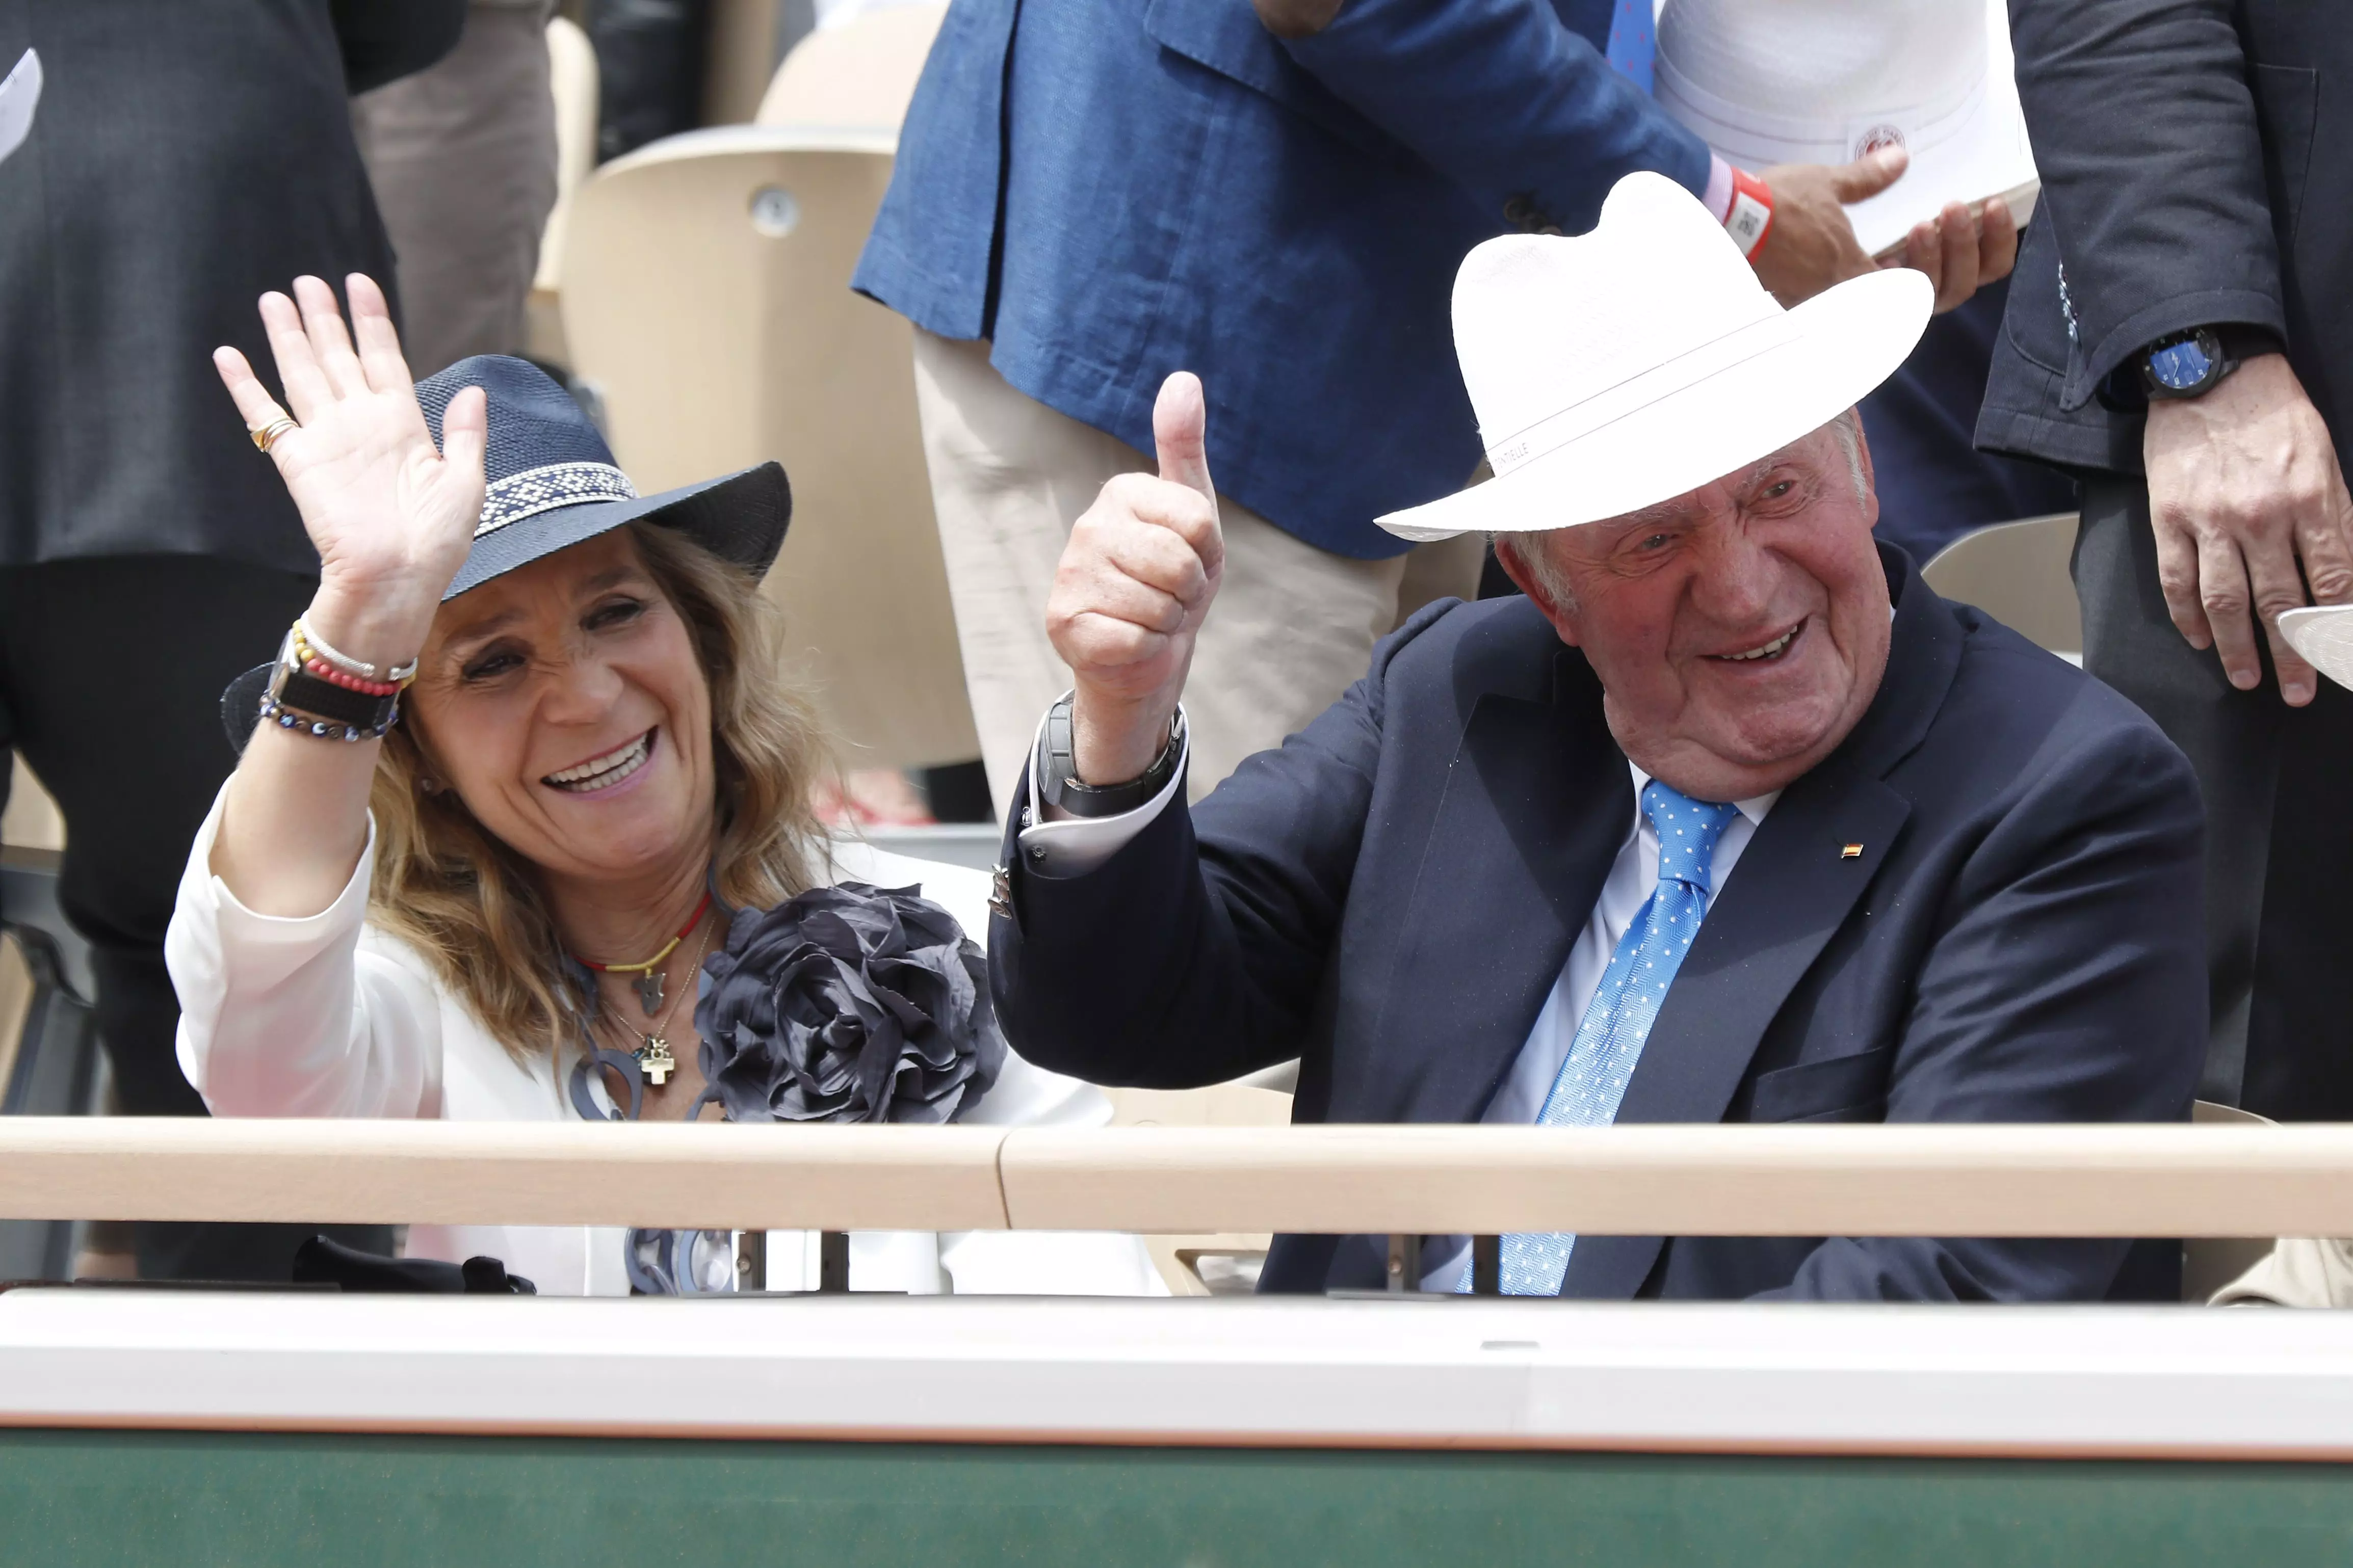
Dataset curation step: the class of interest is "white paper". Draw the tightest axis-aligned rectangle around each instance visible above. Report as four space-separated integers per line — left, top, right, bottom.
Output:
2278 605 2353 694
0 48 41 168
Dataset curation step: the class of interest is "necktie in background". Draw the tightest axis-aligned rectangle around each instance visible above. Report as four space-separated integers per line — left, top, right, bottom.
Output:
1476 780 1740 1297
1605 0 1657 95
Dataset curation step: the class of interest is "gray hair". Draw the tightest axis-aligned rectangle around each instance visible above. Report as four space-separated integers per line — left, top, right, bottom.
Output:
1491 408 1867 612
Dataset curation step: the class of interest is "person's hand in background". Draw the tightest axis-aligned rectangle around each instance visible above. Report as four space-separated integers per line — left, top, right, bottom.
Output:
1884 195 2018 313
1749 145 1907 306
2143 352 2353 706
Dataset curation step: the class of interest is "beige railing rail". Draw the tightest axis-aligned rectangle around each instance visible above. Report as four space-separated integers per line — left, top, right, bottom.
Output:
3 1119 2352 1236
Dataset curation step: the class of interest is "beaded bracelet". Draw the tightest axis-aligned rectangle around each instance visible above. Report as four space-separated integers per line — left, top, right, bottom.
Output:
294 615 419 688
300 655 403 697
257 694 396 743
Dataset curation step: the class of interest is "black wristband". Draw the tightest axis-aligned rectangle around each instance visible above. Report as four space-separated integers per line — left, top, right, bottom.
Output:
1037 697 1184 818
264 659 400 738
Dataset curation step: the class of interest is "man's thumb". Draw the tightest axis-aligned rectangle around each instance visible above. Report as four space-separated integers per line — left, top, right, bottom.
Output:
1154 370 1215 505
1829 144 1908 203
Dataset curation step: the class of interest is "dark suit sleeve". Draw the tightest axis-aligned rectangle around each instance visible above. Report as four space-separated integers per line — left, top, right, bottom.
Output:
331 0 468 95
990 605 1446 1088
1275 0 1712 235
1757 695 2207 1302
2008 0 2285 407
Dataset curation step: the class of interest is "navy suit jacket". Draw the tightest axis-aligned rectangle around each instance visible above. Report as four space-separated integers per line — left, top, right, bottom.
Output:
991 548 2208 1301
852 0 1709 561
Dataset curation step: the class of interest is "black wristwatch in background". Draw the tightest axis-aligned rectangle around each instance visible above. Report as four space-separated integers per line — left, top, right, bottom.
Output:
1037 696 1185 818
2138 324 2281 401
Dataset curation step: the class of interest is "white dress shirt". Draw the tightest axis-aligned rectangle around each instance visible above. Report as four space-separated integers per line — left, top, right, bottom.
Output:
1015 710 1776 1290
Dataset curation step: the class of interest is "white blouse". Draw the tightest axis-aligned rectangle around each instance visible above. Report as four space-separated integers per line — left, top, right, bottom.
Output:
164 787 1164 1298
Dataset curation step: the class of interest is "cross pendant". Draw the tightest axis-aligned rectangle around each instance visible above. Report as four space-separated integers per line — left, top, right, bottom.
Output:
632 968 665 1015
637 1035 675 1087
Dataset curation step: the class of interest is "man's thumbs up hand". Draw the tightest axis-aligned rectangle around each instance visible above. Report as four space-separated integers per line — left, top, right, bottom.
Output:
1154 369 1218 506
1047 371 1225 787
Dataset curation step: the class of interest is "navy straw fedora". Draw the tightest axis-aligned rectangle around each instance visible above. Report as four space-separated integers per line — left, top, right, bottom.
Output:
424 355 790 599
222 355 791 750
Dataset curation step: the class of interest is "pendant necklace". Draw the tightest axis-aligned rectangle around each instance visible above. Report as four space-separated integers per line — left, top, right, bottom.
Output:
574 891 713 1016
593 918 715 1089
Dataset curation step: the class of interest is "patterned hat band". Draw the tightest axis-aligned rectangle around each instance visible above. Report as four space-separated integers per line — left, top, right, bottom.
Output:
473 462 640 539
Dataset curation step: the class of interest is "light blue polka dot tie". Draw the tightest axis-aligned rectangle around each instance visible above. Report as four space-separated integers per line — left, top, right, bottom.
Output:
1605 0 1656 95
1473 781 1740 1296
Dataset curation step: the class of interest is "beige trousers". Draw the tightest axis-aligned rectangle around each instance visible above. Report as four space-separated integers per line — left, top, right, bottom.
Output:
912 330 1485 808
351 1 559 376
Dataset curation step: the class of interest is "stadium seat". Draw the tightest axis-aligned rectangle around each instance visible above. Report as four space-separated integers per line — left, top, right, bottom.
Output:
1921 512 2083 659
755 4 947 136
558 127 978 770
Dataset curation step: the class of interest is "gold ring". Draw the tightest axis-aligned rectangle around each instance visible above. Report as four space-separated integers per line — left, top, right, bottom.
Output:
250 416 299 454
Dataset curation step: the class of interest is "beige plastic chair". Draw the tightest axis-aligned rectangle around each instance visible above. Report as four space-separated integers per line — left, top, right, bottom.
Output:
756 4 947 135
558 127 977 769
1921 512 2082 658
523 14 602 368
1103 1082 1294 1296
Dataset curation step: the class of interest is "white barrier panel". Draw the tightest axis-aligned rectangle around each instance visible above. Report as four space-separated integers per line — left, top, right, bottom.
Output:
7 1292 2353 1458
6 1118 2353 1235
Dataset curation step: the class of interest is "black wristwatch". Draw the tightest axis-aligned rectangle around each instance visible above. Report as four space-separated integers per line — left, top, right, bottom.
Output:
2138 325 2278 401
1037 696 1185 818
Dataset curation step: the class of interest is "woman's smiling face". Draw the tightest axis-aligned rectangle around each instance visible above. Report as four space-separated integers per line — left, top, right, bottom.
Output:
405 528 717 889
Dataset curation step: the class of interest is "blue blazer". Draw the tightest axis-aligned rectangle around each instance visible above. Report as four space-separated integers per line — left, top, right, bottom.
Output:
990 549 2208 1301
852 0 1710 561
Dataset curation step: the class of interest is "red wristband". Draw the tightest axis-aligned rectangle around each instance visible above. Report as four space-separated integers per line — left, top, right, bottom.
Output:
1724 167 1774 260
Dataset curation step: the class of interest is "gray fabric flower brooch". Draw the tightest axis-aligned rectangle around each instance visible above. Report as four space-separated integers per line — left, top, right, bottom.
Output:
692 882 1005 1125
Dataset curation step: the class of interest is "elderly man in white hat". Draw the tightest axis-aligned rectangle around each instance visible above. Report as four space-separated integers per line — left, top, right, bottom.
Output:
987 173 2207 1304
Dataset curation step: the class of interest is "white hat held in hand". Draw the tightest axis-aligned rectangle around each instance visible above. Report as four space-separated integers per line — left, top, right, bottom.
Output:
1377 172 1933 544
1655 0 2040 258
2278 607 2353 694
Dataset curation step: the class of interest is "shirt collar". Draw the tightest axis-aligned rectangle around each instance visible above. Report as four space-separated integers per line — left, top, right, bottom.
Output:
1625 760 1779 828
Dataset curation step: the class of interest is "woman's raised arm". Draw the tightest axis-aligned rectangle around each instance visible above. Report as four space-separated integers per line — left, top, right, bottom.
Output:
206 273 484 917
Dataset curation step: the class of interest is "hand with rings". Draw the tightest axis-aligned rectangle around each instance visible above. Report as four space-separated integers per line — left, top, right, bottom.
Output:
212 273 487 648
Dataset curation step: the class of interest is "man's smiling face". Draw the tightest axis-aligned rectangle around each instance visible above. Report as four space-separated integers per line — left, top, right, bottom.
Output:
1496 413 1893 802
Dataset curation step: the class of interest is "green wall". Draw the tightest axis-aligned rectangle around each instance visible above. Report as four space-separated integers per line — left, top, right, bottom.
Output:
5 1430 2351 1566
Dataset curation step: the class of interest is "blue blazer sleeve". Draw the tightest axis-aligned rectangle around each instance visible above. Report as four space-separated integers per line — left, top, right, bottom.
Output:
1276 0 1713 234
1756 708 2206 1303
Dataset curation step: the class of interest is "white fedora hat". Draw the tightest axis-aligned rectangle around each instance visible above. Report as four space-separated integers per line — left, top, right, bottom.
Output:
1655 0 2039 258
1377 172 1932 544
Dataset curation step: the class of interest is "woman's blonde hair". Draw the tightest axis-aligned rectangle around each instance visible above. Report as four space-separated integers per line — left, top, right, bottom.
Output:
364 522 831 1062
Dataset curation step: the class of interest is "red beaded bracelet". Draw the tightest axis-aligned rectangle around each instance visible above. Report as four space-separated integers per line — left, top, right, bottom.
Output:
302 656 403 697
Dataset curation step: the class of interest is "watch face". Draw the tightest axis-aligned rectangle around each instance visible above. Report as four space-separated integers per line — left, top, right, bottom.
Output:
2149 334 2217 392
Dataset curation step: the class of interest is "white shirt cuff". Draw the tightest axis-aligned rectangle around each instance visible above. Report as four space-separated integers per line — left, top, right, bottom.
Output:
1704 153 1735 223
1014 698 1189 878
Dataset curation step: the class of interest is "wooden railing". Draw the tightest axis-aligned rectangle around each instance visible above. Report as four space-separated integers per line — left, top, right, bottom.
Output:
2 1119 2350 1236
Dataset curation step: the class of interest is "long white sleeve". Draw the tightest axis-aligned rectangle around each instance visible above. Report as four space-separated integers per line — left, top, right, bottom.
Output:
166 783 445 1121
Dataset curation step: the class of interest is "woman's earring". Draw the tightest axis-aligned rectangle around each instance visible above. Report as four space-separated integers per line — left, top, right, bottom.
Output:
418 777 441 794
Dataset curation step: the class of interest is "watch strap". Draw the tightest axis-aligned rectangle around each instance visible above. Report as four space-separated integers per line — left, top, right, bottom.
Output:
1037 697 1184 819
267 648 400 731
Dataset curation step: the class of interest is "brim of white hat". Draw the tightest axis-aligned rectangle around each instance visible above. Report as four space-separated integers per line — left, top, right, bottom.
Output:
1377 265 1933 543
2279 606 2353 693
